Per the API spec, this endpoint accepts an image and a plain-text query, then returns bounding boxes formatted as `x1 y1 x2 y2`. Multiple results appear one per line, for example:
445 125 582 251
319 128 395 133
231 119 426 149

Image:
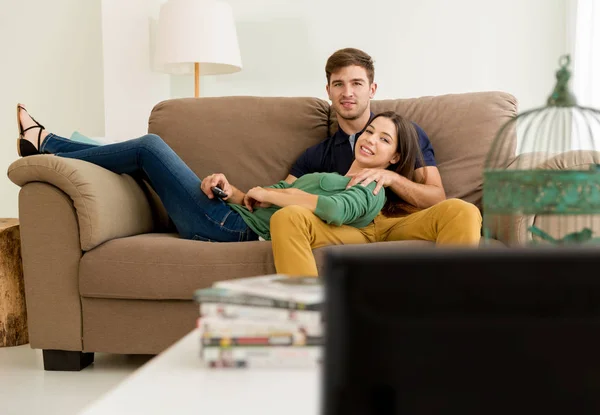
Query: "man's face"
326 65 377 121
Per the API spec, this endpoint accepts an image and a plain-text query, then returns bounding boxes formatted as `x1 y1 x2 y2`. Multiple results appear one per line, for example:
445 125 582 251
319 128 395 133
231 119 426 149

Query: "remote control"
211 186 228 199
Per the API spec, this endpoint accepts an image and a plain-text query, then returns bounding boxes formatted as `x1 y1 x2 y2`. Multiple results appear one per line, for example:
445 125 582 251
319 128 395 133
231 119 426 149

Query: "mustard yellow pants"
270 198 482 277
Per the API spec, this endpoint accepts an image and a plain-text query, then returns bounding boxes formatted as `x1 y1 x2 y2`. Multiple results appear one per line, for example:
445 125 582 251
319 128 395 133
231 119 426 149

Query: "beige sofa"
8 92 526 370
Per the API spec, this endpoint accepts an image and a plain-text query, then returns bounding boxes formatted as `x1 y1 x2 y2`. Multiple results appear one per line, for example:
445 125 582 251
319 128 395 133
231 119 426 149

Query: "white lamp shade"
155 0 242 75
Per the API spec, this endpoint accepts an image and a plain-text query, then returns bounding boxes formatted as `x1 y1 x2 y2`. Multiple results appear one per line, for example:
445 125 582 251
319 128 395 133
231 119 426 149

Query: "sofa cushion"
79 234 275 300
79 234 439 300
148 97 331 193
330 92 518 209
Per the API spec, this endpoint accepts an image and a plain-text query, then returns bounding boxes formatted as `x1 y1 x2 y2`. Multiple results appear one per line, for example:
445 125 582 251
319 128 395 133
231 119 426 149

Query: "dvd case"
194 287 321 311
198 316 323 338
200 303 322 325
213 274 322 304
201 346 322 368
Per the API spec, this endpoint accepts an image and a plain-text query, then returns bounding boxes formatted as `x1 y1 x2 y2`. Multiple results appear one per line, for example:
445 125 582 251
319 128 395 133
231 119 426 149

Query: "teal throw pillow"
70 131 102 145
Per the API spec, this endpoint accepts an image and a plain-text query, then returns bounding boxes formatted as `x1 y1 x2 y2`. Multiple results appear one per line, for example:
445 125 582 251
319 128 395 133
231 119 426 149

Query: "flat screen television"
322 245 600 415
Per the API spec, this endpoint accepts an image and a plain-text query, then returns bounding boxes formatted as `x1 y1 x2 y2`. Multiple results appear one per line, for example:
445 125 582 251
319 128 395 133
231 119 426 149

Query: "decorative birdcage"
483 55 600 246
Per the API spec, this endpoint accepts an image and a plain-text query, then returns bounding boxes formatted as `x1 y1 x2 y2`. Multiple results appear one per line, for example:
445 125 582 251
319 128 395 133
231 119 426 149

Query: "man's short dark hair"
325 48 375 85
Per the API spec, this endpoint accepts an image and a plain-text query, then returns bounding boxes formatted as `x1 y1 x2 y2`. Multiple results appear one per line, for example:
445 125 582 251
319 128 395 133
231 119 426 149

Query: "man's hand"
243 187 273 212
346 168 397 195
200 173 233 200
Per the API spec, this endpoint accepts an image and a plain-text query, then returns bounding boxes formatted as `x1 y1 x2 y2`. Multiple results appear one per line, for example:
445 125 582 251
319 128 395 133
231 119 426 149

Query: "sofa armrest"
488 150 600 246
17 182 84 350
7 155 154 251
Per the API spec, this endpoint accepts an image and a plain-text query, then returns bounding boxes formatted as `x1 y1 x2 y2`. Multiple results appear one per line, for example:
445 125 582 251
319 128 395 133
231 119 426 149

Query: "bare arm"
226 185 246 205
247 184 383 226
241 175 299 211
347 166 446 209
387 167 446 209
248 187 317 211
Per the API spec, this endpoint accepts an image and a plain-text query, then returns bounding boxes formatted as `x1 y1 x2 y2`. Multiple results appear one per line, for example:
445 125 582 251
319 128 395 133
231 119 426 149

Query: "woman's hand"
200 173 233 200
244 187 273 212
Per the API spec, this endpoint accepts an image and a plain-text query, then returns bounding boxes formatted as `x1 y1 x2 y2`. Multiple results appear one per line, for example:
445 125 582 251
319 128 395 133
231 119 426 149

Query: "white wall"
572 0 600 107
101 0 170 140
191 0 568 109
0 0 105 218
0 0 570 219
103 0 569 138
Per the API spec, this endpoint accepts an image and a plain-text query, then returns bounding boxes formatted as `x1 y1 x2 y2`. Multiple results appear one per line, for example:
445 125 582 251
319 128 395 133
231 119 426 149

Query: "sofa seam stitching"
81 259 270 266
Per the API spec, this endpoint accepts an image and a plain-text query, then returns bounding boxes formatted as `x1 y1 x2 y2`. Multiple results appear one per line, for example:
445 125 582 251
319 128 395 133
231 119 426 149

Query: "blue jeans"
41 133 258 242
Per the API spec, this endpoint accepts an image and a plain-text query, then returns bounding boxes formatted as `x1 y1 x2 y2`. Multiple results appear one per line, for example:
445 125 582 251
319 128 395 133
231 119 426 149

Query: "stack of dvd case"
193 274 323 368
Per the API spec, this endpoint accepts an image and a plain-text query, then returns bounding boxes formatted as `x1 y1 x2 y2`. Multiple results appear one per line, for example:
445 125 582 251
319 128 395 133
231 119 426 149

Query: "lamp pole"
195 62 200 98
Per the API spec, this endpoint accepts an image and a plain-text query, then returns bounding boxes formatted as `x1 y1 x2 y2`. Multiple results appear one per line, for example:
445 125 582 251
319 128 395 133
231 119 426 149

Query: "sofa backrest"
330 92 518 208
148 92 517 208
148 97 330 192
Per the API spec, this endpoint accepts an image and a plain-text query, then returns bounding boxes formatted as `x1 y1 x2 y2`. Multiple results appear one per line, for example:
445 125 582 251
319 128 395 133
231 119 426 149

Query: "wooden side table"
0 218 28 347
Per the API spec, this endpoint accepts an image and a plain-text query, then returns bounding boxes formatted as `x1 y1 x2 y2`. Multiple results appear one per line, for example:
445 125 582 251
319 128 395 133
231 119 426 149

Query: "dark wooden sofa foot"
42 350 95 371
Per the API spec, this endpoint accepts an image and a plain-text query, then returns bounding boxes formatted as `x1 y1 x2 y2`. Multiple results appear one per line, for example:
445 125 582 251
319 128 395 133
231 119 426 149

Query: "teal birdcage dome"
483 55 600 246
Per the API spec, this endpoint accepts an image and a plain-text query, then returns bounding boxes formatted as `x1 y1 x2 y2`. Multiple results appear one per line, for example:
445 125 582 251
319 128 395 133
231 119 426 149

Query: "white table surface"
78 329 321 415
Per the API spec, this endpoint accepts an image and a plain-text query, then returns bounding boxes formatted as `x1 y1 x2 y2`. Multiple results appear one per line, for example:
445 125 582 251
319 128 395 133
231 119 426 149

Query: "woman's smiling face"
354 116 400 169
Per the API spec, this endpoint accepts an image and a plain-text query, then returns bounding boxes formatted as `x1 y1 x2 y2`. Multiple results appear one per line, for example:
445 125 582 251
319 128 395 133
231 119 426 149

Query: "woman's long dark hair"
369 111 426 217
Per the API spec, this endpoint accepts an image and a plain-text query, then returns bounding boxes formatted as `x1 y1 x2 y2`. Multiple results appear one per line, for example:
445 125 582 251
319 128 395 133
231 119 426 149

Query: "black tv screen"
322 245 600 415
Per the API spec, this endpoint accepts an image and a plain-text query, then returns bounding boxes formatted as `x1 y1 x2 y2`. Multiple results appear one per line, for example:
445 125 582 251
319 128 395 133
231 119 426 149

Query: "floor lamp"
155 0 242 97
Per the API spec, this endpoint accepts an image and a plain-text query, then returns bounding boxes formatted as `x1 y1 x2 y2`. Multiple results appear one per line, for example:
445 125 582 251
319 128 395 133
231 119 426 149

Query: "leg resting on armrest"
42 350 95 371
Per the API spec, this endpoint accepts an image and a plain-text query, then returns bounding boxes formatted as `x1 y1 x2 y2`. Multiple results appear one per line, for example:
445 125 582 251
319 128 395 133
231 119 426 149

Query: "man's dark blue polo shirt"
290 116 437 178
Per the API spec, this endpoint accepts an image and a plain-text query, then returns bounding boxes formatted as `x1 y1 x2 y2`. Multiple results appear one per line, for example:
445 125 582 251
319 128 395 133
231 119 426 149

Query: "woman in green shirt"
233 111 422 240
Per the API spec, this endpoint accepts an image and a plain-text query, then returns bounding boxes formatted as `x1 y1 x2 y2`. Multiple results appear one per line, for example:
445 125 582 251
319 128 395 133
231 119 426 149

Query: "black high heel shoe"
16 104 45 157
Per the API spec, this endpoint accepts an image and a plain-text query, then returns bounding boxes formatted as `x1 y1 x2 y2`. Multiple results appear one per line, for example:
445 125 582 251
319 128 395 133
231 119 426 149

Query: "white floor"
0 343 153 415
